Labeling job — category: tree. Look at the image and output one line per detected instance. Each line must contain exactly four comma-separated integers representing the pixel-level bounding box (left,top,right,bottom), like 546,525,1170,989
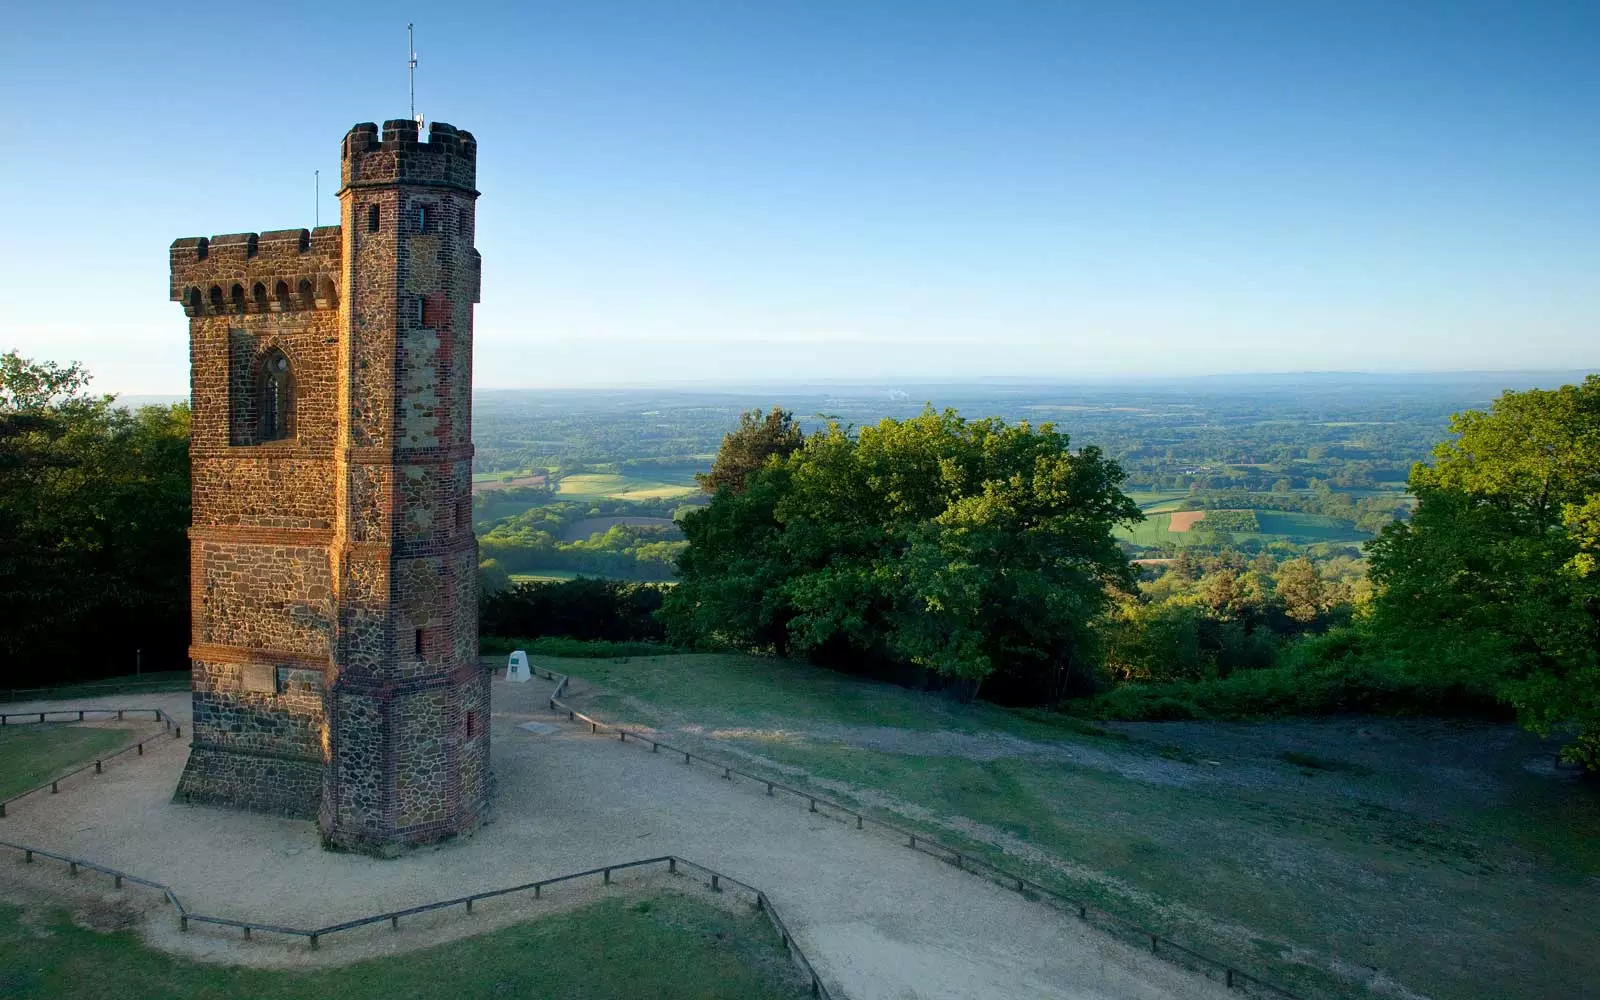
0,355,191,684
696,407,804,496
478,558,512,595
1368,376,1600,769
1275,558,1326,623
666,407,1141,702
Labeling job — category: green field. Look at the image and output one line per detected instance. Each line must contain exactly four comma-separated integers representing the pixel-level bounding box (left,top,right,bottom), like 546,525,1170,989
556,472,699,501
508,569,583,583
1125,491,1189,508
0,724,140,800
0,890,808,1000
471,466,553,484
1116,508,1368,547
545,652,1600,1000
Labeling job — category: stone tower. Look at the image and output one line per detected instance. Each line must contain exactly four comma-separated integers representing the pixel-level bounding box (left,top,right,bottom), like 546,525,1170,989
170,120,488,855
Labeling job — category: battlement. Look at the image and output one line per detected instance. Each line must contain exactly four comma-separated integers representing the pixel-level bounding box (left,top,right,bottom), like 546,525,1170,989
171,226,342,316
341,119,477,194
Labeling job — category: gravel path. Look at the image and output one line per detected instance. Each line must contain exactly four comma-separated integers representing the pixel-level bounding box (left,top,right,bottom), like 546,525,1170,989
0,680,1226,1000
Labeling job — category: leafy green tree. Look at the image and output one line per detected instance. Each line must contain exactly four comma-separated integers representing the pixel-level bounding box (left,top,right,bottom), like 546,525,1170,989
1368,376,1600,768
667,407,1141,702
1274,558,1327,623
478,558,512,595
0,354,191,683
695,407,804,496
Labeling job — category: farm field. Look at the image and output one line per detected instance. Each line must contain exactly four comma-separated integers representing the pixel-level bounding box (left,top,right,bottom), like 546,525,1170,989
1125,491,1189,509
546,652,1600,1000
0,890,809,1000
508,569,583,583
471,466,551,484
556,472,699,501
1116,509,1368,547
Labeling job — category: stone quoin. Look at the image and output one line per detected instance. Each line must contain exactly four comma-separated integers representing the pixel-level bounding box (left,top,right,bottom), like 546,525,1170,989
169,120,489,855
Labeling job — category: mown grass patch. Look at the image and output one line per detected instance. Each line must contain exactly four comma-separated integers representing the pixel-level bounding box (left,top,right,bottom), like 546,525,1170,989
0,890,809,1000
0,725,140,800
540,653,1104,738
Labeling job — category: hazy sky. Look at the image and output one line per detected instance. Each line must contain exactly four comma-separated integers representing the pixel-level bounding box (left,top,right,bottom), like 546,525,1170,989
3,1,1597,394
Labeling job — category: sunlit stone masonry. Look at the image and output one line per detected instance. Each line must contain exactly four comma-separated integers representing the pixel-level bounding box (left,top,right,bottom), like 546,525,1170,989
169,119,489,855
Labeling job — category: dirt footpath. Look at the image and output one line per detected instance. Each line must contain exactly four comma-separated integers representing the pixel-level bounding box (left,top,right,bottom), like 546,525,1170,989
0,679,1227,1000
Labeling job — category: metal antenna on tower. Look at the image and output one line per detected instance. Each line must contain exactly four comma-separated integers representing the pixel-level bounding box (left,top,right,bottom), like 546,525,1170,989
409,23,421,128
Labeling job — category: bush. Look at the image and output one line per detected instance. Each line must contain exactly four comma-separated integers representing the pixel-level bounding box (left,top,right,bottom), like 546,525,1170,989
1085,627,1508,721
480,578,668,642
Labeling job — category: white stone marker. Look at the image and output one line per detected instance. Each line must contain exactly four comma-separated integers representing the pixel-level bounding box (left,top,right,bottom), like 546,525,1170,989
506,650,531,683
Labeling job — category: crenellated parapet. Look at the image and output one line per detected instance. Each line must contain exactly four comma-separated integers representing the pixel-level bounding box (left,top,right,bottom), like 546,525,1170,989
171,226,342,316
341,120,478,195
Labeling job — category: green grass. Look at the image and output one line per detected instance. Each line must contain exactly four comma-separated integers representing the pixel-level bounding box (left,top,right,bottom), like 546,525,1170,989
1125,491,1189,509
556,472,699,501
2,671,190,704
0,889,808,1000
0,725,141,799
546,651,1600,1000
471,466,553,484
533,652,1085,737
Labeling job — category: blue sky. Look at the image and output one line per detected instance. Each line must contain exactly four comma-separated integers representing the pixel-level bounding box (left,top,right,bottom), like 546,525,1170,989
3,1,1597,393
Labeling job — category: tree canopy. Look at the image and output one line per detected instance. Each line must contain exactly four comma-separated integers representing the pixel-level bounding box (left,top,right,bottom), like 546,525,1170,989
0,353,191,685
665,407,1142,702
695,406,804,496
1368,376,1600,767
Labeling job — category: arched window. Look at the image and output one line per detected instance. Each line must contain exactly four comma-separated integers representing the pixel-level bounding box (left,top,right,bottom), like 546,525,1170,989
209,286,225,312
275,280,291,311
258,348,293,442
252,283,268,311
186,288,203,314
298,279,315,309
230,284,246,313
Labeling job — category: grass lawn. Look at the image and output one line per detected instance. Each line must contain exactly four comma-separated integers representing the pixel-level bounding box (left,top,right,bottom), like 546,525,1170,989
0,725,141,800
2,672,190,705
546,652,1600,1000
0,890,808,1000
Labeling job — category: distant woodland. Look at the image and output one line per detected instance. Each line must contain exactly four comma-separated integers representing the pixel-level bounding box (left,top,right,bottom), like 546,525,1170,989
4,353,1597,768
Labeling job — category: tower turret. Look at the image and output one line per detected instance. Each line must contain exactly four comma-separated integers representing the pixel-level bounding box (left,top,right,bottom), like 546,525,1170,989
320,119,487,852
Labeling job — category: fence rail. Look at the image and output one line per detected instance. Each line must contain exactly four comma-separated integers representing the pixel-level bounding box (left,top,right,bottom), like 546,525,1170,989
0,708,180,817
0,838,832,997
533,665,1300,1000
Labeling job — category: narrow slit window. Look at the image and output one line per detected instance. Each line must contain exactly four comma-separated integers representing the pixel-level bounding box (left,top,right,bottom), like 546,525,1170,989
414,628,425,658
258,348,293,442
418,296,430,327
465,710,479,738
367,204,380,232
417,204,429,233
